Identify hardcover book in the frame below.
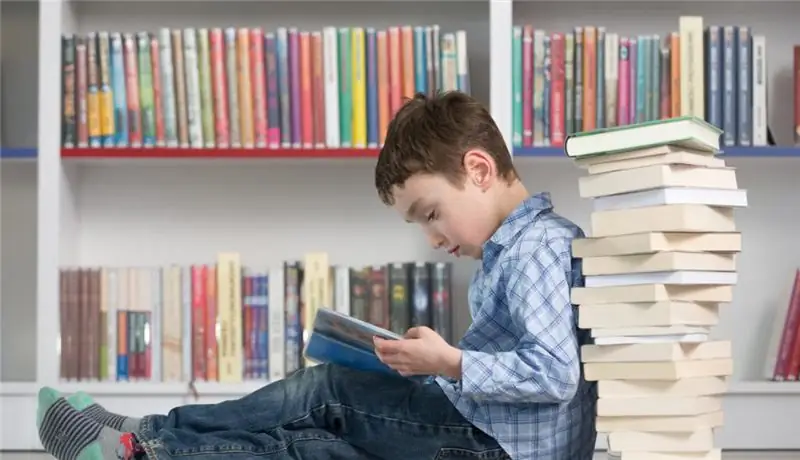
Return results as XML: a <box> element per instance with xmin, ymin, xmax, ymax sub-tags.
<box><xmin>304</xmin><ymin>307</ymin><xmax>409</xmax><ymax>376</ymax></box>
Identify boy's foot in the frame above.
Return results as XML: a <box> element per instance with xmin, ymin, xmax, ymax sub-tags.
<box><xmin>66</xmin><ymin>391</ymin><xmax>142</xmax><ymax>433</ymax></box>
<box><xmin>37</xmin><ymin>387</ymin><xmax>129</xmax><ymax>460</ymax></box>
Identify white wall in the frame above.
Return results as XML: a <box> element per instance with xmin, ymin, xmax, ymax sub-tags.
<box><xmin>1</xmin><ymin>0</ymin><xmax>39</xmax><ymax>382</ymax></box>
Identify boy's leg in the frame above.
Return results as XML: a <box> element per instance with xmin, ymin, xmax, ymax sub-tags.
<box><xmin>136</xmin><ymin>363</ymin><xmax>508</xmax><ymax>460</ymax></box>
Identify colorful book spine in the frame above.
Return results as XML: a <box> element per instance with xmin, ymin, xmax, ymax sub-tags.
<box><xmin>137</xmin><ymin>32</ymin><xmax>156</xmax><ymax>147</ymax></box>
<box><xmin>338</xmin><ymin>28</ymin><xmax>353</xmax><ymax>147</ymax></box>
<box><xmin>158</xmin><ymin>29</ymin><xmax>177</xmax><ymax>147</ymax></box>
<box><xmin>197</xmin><ymin>28</ymin><xmax>216</xmax><ymax>148</ymax></box>
<box><xmin>150</xmin><ymin>35</ymin><xmax>165</xmax><ymax>147</ymax></box>
<box><xmin>210</xmin><ymin>28</ymin><xmax>229</xmax><ymax>148</ymax></box>
<box><xmin>97</xmin><ymin>32</ymin><xmax>116</xmax><ymax>147</ymax></box>
<box><xmin>236</xmin><ymin>28</ymin><xmax>254</xmax><ymax>148</ymax></box>
<box><xmin>352</xmin><ymin>27</ymin><xmax>367</xmax><ymax>148</ymax></box>
<box><xmin>366</xmin><ymin>28</ymin><xmax>379</xmax><ymax>148</ymax></box>
<box><xmin>322</xmin><ymin>27</ymin><xmax>340</xmax><ymax>148</ymax></box>
<box><xmin>62</xmin><ymin>35</ymin><xmax>77</xmax><ymax>148</ymax></box>
<box><xmin>265</xmin><ymin>33</ymin><xmax>281</xmax><ymax>148</ymax></box>
<box><xmin>251</xmin><ymin>28</ymin><xmax>268</xmax><ymax>148</ymax></box>
<box><xmin>224</xmin><ymin>28</ymin><xmax>240</xmax><ymax>148</ymax></box>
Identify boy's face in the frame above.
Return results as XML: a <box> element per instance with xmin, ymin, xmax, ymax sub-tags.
<box><xmin>389</xmin><ymin>151</ymin><xmax>501</xmax><ymax>260</ymax></box>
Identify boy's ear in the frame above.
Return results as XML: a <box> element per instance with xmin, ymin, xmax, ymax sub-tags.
<box><xmin>463</xmin><ymin>149</ymin><xmax>496</xmax><ymax>191</ymax></box>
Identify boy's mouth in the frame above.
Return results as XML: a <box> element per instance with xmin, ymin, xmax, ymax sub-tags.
<box><xmin>448</xmin><ymin>245</ymin><xmax>461</xmax><ymax>256</ymax></box>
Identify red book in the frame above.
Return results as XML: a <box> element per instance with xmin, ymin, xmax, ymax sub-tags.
<box><xmin>299</xmin><ymin>32</ymin><xmax>314</xmax><ymax>148</ymax></box>
<box><xmin>550</xmin><ymin>33</ymin><xmax>565</xmax><ymax>147</ymax></box>
<box><xmin>774</xmin><ymin>270</ymin><xmax>800</xmax><ymax>380</ymax></box>
<box><xmin>522</xmin><ymin>26</ymin><xmax>533</xmax><ymax>147</ymax></box>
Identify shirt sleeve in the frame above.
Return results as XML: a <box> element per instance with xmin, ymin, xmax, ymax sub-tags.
<box><xmin>458</xmin><ymin>241</ymin><xmax>581</xmax><ymax>403</ymax></box>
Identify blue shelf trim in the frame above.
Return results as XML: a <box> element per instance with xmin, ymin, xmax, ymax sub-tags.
<box><xmin>0</xmin><ymin>147</ymin><xmax>37</xmax><ymax>159</ymax></box>
<box><xmin>514</xmin><ymin>146</ymin><xmax>800</xmax><ymax>158</ymax></box>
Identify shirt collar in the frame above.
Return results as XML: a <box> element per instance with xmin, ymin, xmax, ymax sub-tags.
<box><xmin>481</xmin><ymin>192</ymin><xmax>554</xmax><ymax>268</ymax></box>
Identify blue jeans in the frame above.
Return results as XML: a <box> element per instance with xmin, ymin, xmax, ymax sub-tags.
<box><xmin>137</xmin><ymin>364</ymin><xmax>509</xmax><ymax>459</ymax></box>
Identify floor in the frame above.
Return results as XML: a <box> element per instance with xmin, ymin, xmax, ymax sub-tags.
<box><xmin>3</xmin><ymin>452</ymin><xmax>800</xmax><ymax>459</ymax></box>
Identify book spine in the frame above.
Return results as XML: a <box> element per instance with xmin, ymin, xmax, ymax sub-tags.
<box><xmin>265</xmin><ymin>33</ymin><xmax>281</xmax><ymax>148</ymax></box>
<box><xmin>137</xmin><ymin>32</ymin><xmax>156</xmax><ymax>147</ymax></box>
<box><xmin>158</xmin><ymin>29</ymin><xmax>178</xmax><ymax>147</ymax></box>
<box><xmin>197</xmin><ymin>28</ymin><xmax>216</xmax><ymax>148</ymax></box>
<box><xmin>550</xmin><ymin>33</ymin><xmax>565</xmax><ymax>147</ymax></box>
<box><xmin>236</xmin><ymin>28</ymin><xmax>254</xmax><ymax>148</ymax></box>
<box><xmin>210</xmin><ymin>28</ymin><xmax>229</xmax><ymax>148</ymax></box>
<box><xmin>124</xmin><ymin>33</ymin><xmax>142</xmax><ymax>147</ymax></box>
<box><xmin>511</xmin><ymin>27</ymin><xmax>522</xmax><ymax>147</ymax></box>
<box><xmin>149</xmin><ymin>35</ymin><xmax>165</xmax><ymax>147</ymax></box>
<box><xmin>250</xmin><ymin>28</ymin><xmax>268</xmax><ymax>148</ymax></box>
<box><xmin>86</xmin><ymin>32</ymin><xmax>101</xmax><ymax>147</ymax></box>
<box><xmin>752</xmin><ymin>35</ymin><xmax>767</xmax><ymax>146</ymax></box>
<box><xmin>311</xmin><ymin>32</ymin><xmax>326</xmax><ymax>148</ymax></box>
<box><xmin>288</xmin><ymin>29</ymin><xmax>301</xmax><ymax>147</ymax></box>
<box><xmin>97</xmin><ymin>32</ymin><xmax>115</xmax><ymax>147</ymax></box>
<box><xmin>352</xmin><ymin>27</ymin><xmax>367</xmax><ymax>148</ymax></box>
<box><xmin>62</xmin><ymin>35</ymin><xmax>77</xmax><ymax>148</ymax></box>
<box><xmin>276</xmin><ymin>28</ymin><xmax>291</xmax><ymax>148</ymax></box>
<box><xmin>224</xmin><ymin>28</ymin><xmax>241</xmax><ymax>148</ymax></box>
<box><xmin>366</xmin><ymin>28</ymin><xmax>378</xmax><ymax>148</ymax></box>
<box><xmin>322</xmin><ymin>27</ymin><xmax>340</xmax><ymax>148</ymax></box>
<box><xmin>299</xmin><ymin>31</ymin><xmax>313</xmax><ymax>148</ymax></box>
<box><xmin>377</xmin><ymin>30</ymin><xmax>390</xmax><ymax>146</ymax></box>
<box><xmin>737</xmin><ymin>26</ymin><xmax>752</xmax><ymax>146</ymax></box>
<box><xmin>172</xmin><ymin>30</ymin><xmax>189</xmax><ymax>147</ymax></box>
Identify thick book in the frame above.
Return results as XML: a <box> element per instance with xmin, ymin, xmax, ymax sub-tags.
<box><xmin>304</xmin><ymin>307</ymin><xmax>409</xmax><ymax>376</ymax></box>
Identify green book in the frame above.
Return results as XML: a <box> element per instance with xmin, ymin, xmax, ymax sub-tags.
<box><xmin>512</xmin><ymin>27</ymin><xmax>522</xmax><ymax>148</ymax></box>
<box><xmin>563</xmin><ymin>116</ymin><xmax>723</xmax><ymax>158</ymax></box>
<box><xmin>338</xmin><ymin>28</ymin><xmax>353</xmax><ymax>148</ymax></box>
<box><xmin>137</xmin><ymin>32</ymin><xmax>156</xmax><ymax>146</ymax></box>
<box><xmin>197</xmin><ymin>29</ymin><xmax>215</xmax><ymax>148</ymax></box>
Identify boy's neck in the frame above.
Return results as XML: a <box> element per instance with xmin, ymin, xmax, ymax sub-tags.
<box><xmin>494</xmin><ymin>179</ymin><xmax>530</xmax><ymax>224</ymax></box>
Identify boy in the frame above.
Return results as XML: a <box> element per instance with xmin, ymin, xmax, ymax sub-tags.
<box><xmin>35</xmin><ymin>92</ymin><xmax>597</xmax><ymax>460</ymax></box>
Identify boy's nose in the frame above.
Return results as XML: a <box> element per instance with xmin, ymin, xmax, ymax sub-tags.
<box><xmin>426</xmin><ymin>232</ymin><xmax>446</xmax><ymax>250</ymax></box>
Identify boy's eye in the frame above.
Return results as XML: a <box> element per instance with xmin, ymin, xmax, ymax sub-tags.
<box><xmin>426</xmin><ymin>211</ymin><xmax>437</xmax><ymax>222</ymax></box>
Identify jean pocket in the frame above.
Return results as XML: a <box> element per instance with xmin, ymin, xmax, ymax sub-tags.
<box><xmin>434</xmin><ymin>447</ymin><xmax>511</xmax><ymax>460</ymax></box>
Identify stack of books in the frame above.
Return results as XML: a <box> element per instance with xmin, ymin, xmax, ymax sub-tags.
<box><xmin>565</xmin><ymin>117</ymin><xmax>748</xmax><ymax>460</ymax></box>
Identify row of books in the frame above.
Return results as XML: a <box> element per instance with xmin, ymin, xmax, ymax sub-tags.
<box><xmin>60</xmin><ymin>25</ymin><xmax>470</xmax><ymax>151</ymax></box>
<box><xmin>58</xmin><ymin>254</ymin><xmax>454</xmax><ymax>383</ymax></box>
<box><xmin>566</xmin><ymin>117</ymin><xmax>742</xmax><ymax>458</ymax></box>
<box><xmin>763</xmin><ymin>269</ymin><xmax>800</xmax><ymax>381</ymax></box>
<box><xmin>511</xmin><ymin>18</ymin><xmax>768</xmax><ymax>148</ymax></box>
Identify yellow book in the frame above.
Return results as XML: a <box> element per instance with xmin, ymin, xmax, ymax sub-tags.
<box><xmin>97</xmin><ymin>32</ymin><xmax>115</xmax><ymax>140</ymax></box>
<box><xmin>217</xmin><ymin>252</ymin><xmax>243</xmax><ymax>382</ymax></box>
<box><xmin>303</xmin><ymin>252</ymin><xmax>330</xmax><ymax>367</ymax></box>
<box><xmin>351</xmin><ymin>27</ymin><xmax>367</xmax><ymax>148</ymax></box>
<box><xmin>679</xmin><ymin>16</ymin><xmax>705</xmax><ymax>118</ymax></box>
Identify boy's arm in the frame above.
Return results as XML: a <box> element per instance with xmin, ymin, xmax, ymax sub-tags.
<box><xmin>457</xmin><ymin>241</ymin><xmax>580</xmax><ymax>403</ymax></box>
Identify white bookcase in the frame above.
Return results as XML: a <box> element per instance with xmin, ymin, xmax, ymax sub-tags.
<box><xmin>3</xmin><ymin>0</ymin><xmax>800</xmax><ymax>453</ymax></box>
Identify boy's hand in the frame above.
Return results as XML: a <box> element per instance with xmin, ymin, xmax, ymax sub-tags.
<box><xmin>373</xmin><ymin>326</ymin><xmax>462</xmax><ymax>379</ymax></box>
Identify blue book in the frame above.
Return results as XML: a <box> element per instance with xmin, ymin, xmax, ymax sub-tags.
<box><xmin>305</xmin><ymin>308</ymin><xmax>430</xmax><ymax>382</ymax></box>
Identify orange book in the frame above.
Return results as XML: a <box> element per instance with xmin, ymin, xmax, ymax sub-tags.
<box><xmin>388</xmin><ymin>27</ymin><xmax>403</xmax><ymax>115</ymax></box>
<box><xmin>670</xmin><ymin>32</ymin><xmax>681</xmax><ymax>118</ymax></box>
<box><xmin>300</xmin><ymin>32</ymin><xmax>313</xmax><ymax>148</ymax></box>
<box><xmin>236</xmin><ymin>29</ymin><xmax>255</xmax><ymax>148</ymax></box>
<box><xmin>311</xmin><ymin>32</ymin><xmax>326</xmax><ymax>148</ymax></box>
<box><xmin>377</xmin><ymin>30</ymin><xmax>390</xmax><ymax>145</ymax></box>
<box><xmin>582</xmin><ymin>27</ymin><xmax>596</xmax><ymax>132</ymax></box>
<box><xmin>401</xmin><ymin>26</ymin><xmax>415</xmax><ymax>100</ymax></box>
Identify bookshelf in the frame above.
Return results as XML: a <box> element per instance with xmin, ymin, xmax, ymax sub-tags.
<box><xmin>3</xmin><ymin>0</ymin><xmax>800</xmax><ymax>453</ymax></box>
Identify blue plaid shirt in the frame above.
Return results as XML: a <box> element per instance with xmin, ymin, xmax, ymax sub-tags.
<box><xmin>435</xmin><ymin>192</ymin><xmax>597</xmax><ymax>460</ymax></box>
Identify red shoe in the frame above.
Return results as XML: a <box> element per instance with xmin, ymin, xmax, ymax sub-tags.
<box><xmin>118</xmin><ymin>432</ymin><xmax>145</xmax><ymax>460</ymax></box>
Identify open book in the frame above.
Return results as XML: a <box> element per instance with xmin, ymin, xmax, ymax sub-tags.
<box><xmin>304</xmin><ymin>308</ymin><xmax>416</xmax><ymax>377</ymax></box>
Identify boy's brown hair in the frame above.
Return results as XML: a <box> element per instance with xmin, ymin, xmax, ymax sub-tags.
<box><xmin>374</xmin><ymin>91</ymin><xmax>518</xmax><ymax>205</ymax></box>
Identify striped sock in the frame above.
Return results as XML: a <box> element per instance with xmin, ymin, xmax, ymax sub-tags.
<box><xmin>37</xmin><ymin>388</ymin><xmax>127</xmax><ymax>460</ymax></box>
<box><xmin>68</xmin><ymin>391</ymin><xmax>142</xmax><ymax>433</ymax></box>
